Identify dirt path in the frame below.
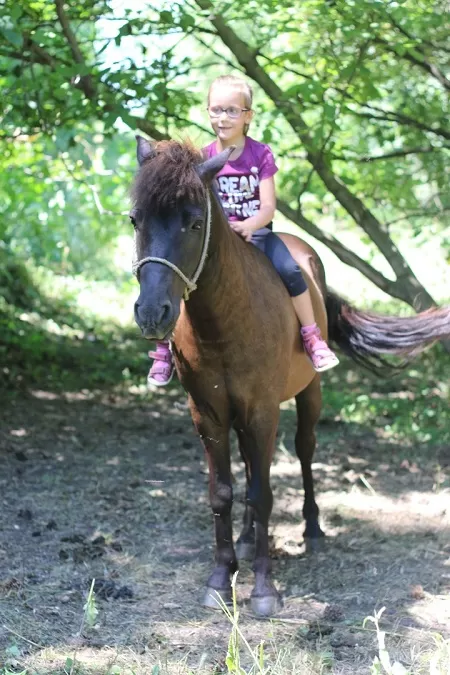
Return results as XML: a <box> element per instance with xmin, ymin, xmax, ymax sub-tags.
<box><xmin>1</xmin><ymin>384</ymin><xmax>449</xmax><ymax>674</ymax></box>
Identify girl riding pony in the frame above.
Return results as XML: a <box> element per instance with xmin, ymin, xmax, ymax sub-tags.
<box><xmin>148</xmin><ymin>74</ymin><xmax>339</xmax><ymax>386</ymax></box>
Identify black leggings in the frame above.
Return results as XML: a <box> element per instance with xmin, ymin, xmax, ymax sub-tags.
<box><xmin>251</xmin><ymin>228</ymin><xmax>307</xmax><ymax>297</ymax></box>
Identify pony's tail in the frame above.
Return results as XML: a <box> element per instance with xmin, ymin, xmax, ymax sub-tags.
<box><xmin>326</xmin><ymin>291</ymin><xmax>450</xmax><ymax>376</ymax></box>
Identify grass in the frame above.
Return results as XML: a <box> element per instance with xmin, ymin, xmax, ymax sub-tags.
<box><xmin>322</xmin><ymin>347</ymin><xmax>449</xmax><ymax>448</ymax></box>
<box><xmin>0</xmin><ymin>261</ymin><xmax>146</xmax><ymax>395</ymax></box>
<box><xmin>207</xmin><ymin>581</ymin><xmax>450</xmax><ymax>675</ymax></box>
<box><xmin>2</xmin><ymin>622</ymin><xmax>450</xmax><ymax>675</ymax></box>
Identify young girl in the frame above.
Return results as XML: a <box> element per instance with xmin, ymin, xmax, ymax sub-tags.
<box><xmin>147</xmin><ymin>74</ymin><xmax>339</xmax><ymax>386</ymax></box>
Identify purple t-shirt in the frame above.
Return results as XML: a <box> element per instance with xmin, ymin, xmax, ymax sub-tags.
<box><xmin>203</xmin><ymin>136</ymin><xmax>278</xmax><ymax>223</ymax></box>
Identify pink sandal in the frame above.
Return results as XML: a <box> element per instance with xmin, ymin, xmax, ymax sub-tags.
<box><xmin>147</xmin><ymin>341</ymin><xmax>175</xmax><ymax>387</ymax></box>
<box><xmin>301</xmin><ymin>325</ymin><xmax>339</xmax><ymax>373</ymax></box>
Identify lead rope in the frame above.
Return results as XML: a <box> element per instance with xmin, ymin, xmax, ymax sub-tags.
<box><xmin>132</xmin><ymin>191</ymin><xmax>212</xmax><ymax>301</ymax></box>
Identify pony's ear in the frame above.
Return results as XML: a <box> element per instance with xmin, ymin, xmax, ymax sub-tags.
<box><xmin>136</xmin><ymin>135</ymin><xmax>156</xmax><ymax>165</ymax></box>
<box><xmin>197</xmin><ymin>146</ymin><xmax>235</xmax><ymax>182</ymax></box>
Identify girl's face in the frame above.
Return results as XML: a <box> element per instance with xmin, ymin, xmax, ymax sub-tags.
<box><xmin>208</xmin><ymin>85</ymin><xmax>253</xmax><ymax>145</ymax></box>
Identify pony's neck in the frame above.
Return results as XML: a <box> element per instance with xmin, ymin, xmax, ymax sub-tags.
<box><xmin>184</xmin><ymin>191</ymin><xmax>248</xmax><ymax>336</ymax></box>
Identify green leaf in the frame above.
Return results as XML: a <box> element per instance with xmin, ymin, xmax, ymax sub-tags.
<box><xmin>10</xmin><ymin>5</ymin><xmax>23</xmax><ymax>21</ymax></box>
<box><xmin>83</xmin><ymin>579</ymin><xmax>99</xmax><ymax>627</ymax></box>
<box><xmin>159</xmin><ymin>10</ymin><xmax>173</xmax><ymax>23</ymax></box>
<box><xmin>180</xmin><ymin>13</ymin><xmax>195</xmax><ymax>29</ymax></box>
<box><xmin>1</xmin><ymin>29</ymin><xmax>23</xmax><ymax>48</ymax></box>
<box><xmin>6</xmin><ymin>645</ymin><xmax>21</xmax><ymax>658</ymax></box>
<box><xmin>118</xmin><ymin>22</ymin><xmax>133</xmax><ymax>37</ymax></box>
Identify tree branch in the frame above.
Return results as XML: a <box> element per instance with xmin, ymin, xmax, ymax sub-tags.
<box><xmin>60</xmin><ymin>156</ymin><xmax>128</xmax><ymax>217</ymax></box>
<box><xmin>385</xmin><ymin>12</ymin><xmax>450</xmax><ymax>56</ymax></box>
<box><xmin>193</xmin><ymin>0</ymin><xmax>437</xmax><ymax>310</ymax></box>
<box><xmin>54</xmin><ymin>0</ymin><xmax>96</xmax><ymax>98</ymax></box>
<box><xmin>374</xmin><ymin>37</ymin><xmax>450</xmax><ymax>92</ymax></box>
<box><xmin>24</xmin><ymin>37</ymin><xmax>59</xmax><ymax>68</ymax></box>
<box><xmin>192</xmin><ymin>34</ymin><xmax>242</xmax><ymax>72</ymax></box>
<box><xmin>0</xmin><ymin>39</ymin><xmax>62</xmax><ymax>68</ymax></box>
<box><xmin>54</xmin><ymin>0</ymin><xmax>87</xmax><ymax>64</ymax></box>
<box><xmin>349</xmin><ymin>108</ymin><xmax>450</xmax><ymax>142</ymax></box>
<box><xmin>130</xmin><ymin>117</ymin><xmax>168</xmax><ymax>141</ymax></box>
<box><xmin>258</xmin><ymin>53</ymin><xmax>314</xmax><ymax>82</ymax></box>
<box><xmin>323</xmin><ymin>82</ymin><xmax>450</xmax><ymax>142</ymax></box>
<box><xmin>332</xmin><ymin>146</ymin><xmax>448</xmax><ymax>162</ymax></box>
<box><xmin>385</xmin><ymin>206</ymin><xmax>450</xmax><ymax>227</ymax></box>
<box><xmin>277</xmin><ymin>198</ymin><xmax>403</xmax><ymax>297</ymax></box>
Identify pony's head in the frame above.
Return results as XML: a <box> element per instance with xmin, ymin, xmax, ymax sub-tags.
<box><xmin>131</xmin><ymin>136</ymin><xmax>232</xmax><ymax>339</ymax></box>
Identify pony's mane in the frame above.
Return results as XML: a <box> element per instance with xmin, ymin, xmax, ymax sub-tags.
<box><xmin>131</xmin><ymin>140</ymin><xmax>206</xmax><ymax>213</ymax></box>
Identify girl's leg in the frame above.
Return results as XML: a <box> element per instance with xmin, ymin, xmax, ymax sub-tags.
<box><xmin>291</xmin><ymin>288</ymin><xmax>315</xmax><ymax>326</ymax></box>
<box><xmin>253</xmin><ymin>230</ymin><xmax>339</xmax><ymax>373</ymax></box>
<box><xmin>148</xmin><ymin>340</ymin><xmax>175</xmax><ymax>387</ymax></box>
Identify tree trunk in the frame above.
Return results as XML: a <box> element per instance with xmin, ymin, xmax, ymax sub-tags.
<box><xmin>194</xmin><ymin>0</ymin><xmax>439</xmax><ymax>313</ymax></box>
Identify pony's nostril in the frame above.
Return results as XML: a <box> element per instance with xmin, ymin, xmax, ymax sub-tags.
<box><xmin>158</xmin><ymin>302</ymin><xmax>172</xmax><ymax>325</ymax></box>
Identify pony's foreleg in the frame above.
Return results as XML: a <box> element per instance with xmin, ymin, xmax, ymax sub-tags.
<box><xmin>238</xmin><ymin>410</ymin><xmax>282</xmax><ymax>616</ymax></box>
<box><xmin>235</xmin><ymin>429</ymin><xmax>256</xmax><ymax>561</ymax></box>
<box><xmin>294</xmin><ymin>375</ymin><xmax>325</xmax><ymax>549</ymax></box>
<box><xmin>189</xmin><ymin>399</ymin><xmax>237</xmax><ymax>609</ymax></box>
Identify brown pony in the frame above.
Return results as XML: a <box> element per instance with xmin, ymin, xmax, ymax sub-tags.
<box><xmin>131</xmin><ymin>137</ymin><xmax>450</xmax><ymax>616</ymax></box>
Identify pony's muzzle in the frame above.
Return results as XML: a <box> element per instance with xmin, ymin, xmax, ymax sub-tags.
<box><xmin>134</xmin><ymin>298</ymin><xmax>175</xmax><ymax>340</ymax></box>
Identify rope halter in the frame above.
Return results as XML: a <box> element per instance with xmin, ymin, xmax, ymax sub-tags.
<box><xmin>132</xmin><ymin>191</ymin><xmax>212</xmax><ymax>301</ymax></box>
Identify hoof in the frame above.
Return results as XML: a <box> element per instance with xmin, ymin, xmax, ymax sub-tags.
<box><xmin>235</xmin><ymin>540</ymin><xmax>255</xmax><ymax>561</ymax></box>
<box><xmin>201</xmin><ymin>586</ymin><xmax>232</xmax><ymax>610</ymax></box>
<box><xmin>304</xmin><ymin>535</ymin><xmax>326</xmax><ymax>554</ymax></box>
<box><xmin>250</xmin><ymin>593</ymin><xmax>283</xmax><ymax>617</ymax></box>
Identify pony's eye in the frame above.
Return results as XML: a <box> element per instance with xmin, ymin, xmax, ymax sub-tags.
<box><xmin>129</xmin><ymin>208</ymin><xmax>140</xmax><ymax>228</ymax></box>
<box><xmin>190</xmin><ymin>219</ymin><xmax>202</xmax><ymax>231</ymax></box>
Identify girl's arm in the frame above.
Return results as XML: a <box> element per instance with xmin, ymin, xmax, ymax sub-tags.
<box><xmin>230</xmin><ymin>176</ymin><xmax>276</xmax><ymax>241</ymax></box>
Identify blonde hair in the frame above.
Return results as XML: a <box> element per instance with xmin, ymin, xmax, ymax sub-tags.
<box><xmin>208</xmin><ymin>74</ymin><xmax>253</xmax><ymax>108</ymax></box>
<box><xmin>208</xmin><ymin>75</ymin><xmax>253</xmax><ymax>134</ymax></box>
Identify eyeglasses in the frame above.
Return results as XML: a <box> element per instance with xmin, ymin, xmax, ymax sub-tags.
<box><xmin>208</xmin><ymin>106</ymin><xmax>250</xmax><ymax>119</ymax></box>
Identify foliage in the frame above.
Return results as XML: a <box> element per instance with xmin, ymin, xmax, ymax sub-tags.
<box><xmin>1</xmin><ymin>132</ymin><xmax>133</xmax><ymax>278</ymax></box>
<box><xmin>323</xmin><ymin>346</ymin><xmax>449</xmax><ymax>447</ymax></box>
<box><xmin>0</xmin><ymin>262</ymin><xmax>145</xmax><ymax>395</ymax></box>
<box><xmin>0</xmin><ymin>247</ymin><xmax>40</xmax><ymax>309</ymax></box>
<box><xmin>0</xmin><ymin>0</ymin><xmax>448</xmax><ymax>306</ymax></box>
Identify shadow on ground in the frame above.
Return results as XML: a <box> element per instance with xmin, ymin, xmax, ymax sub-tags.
<box><xmin>1</xmin><ymin>382</ymin><xmax>448</xmax><ymax>674</ymax></box>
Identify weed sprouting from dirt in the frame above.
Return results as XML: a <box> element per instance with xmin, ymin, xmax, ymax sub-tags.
<box><xmin>364</xmin><ymin>607</ymin><xmax>408</xmax><ymax>674</ymax></box>
<box><xmin>213</xmin><ymin>573</ymin><xmax>265</xmax><ymax>674</ymax></box>
<box><xmin>83</xmin><ymin>580</ymin><xmax>100</xmax><ymax>630</ymax></box>
<box><xmin>210</xmin><ymin>573</ymin><xmax>334</xmax><ymax>675</ymax></box>
<box><xmin>363</xmin><ymin>607</ymin><xmax>450</xmax><ymax>675</ymax></box>
<box><xmin>65</xmin><ymin>579</ymin><xmax>100</xmax><ymax>675</ymax></box>
<box><xmin>0</xmin><ymin>644</ymin><xmax>28</xmax><ymax>675</ymax></box>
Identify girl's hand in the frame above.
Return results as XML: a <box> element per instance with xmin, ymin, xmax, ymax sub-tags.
<box><xmin>229</xmin><ymin>221</ymin><xmax>253</xmax><ymax>242</ymax></box>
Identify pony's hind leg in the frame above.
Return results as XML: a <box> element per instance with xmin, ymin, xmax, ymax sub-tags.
<box><xmin>189</xmin><ymin>398</ymin><xmax>237</xmax><ymax>609</ymax></box>
<box><xmin>238</xmin><ymin>409</ymin><xmax>282</xmax><ymax>616</ymax></box>
<box><xmin>295</xmin><ymin>374</ymin><xmax>325</xmax><ymax>550</ymax></box>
